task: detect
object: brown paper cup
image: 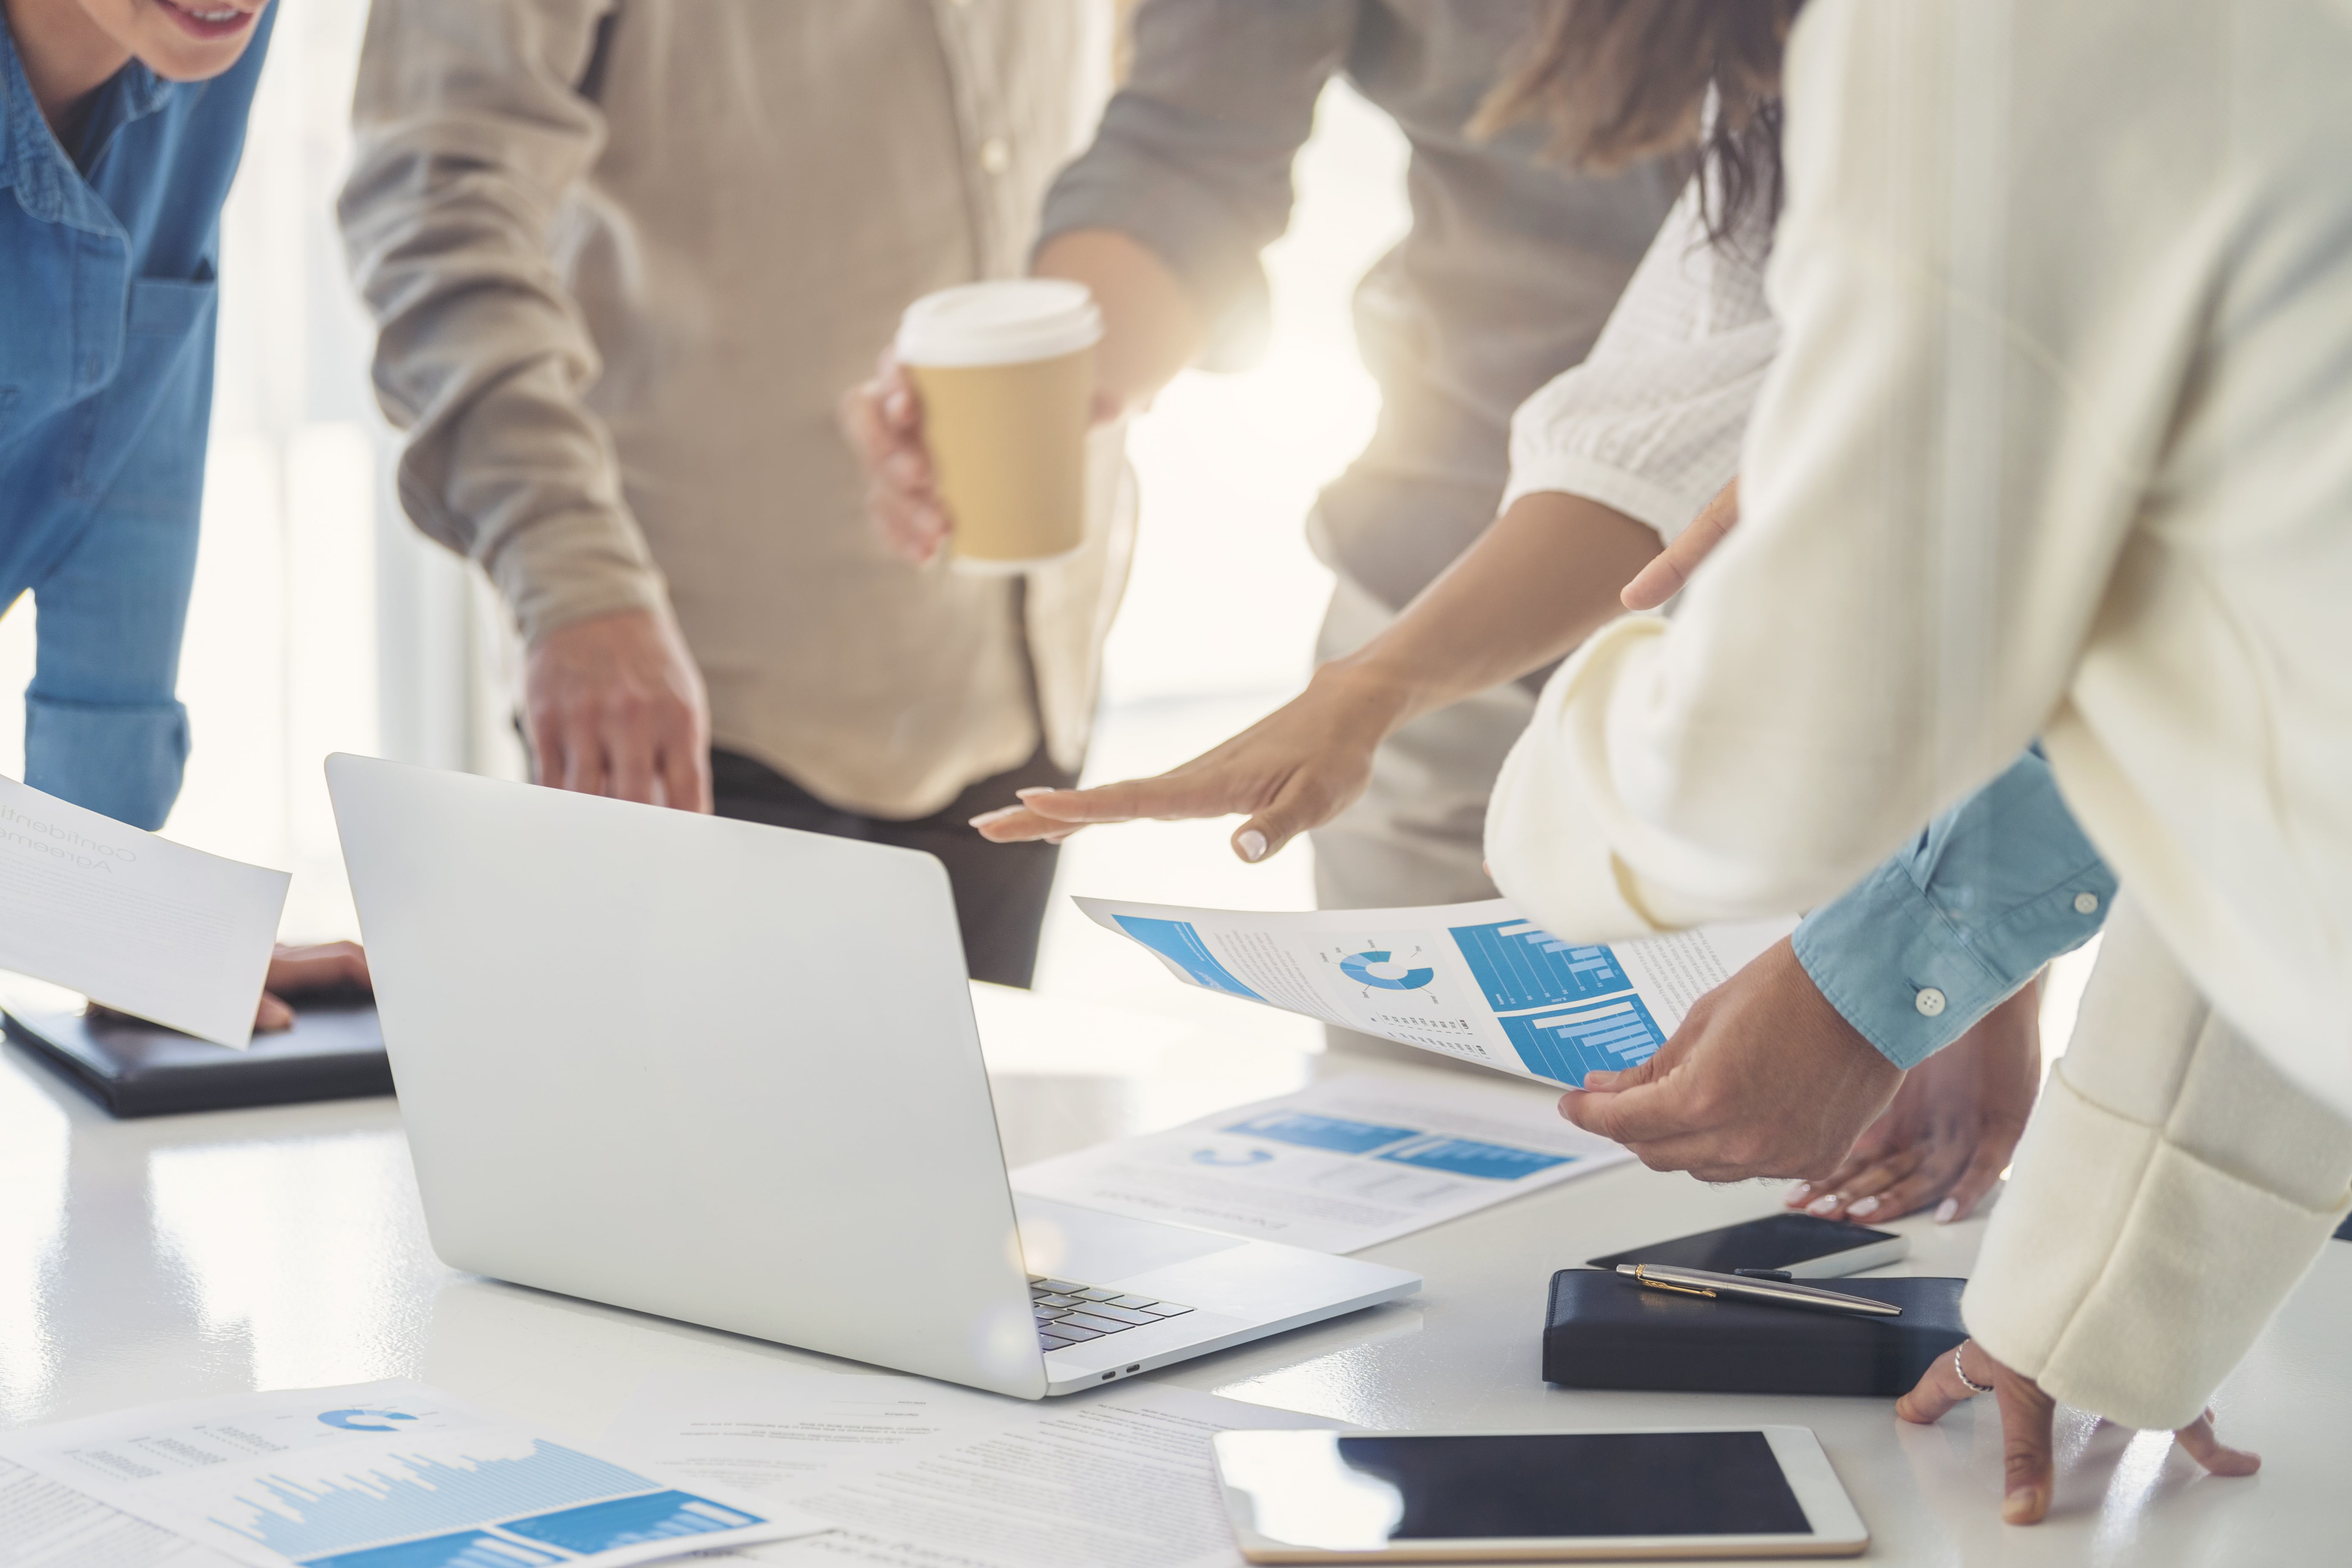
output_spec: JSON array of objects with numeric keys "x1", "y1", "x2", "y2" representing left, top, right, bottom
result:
[{"x1": 897, "y1": 281, "x2": 1103, "y2": 574}]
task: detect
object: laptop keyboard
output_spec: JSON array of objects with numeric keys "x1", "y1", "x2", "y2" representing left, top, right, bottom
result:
[{"x1": 1030, "y1": 1275, "x2": 1194, "y2": 1352}]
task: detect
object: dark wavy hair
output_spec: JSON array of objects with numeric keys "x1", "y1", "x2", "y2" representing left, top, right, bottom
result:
[{"x1": 1472, "y1": 0, "x2": 1805, "y2": 248}]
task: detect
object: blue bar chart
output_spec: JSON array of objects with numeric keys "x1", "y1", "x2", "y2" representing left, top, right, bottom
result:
[
  {"x1": 210, "y1": 1439, "x2": 765, "y2": 1566},
  {"x1": 1448, "y1": 920, "x2": 1630, "y2": 1011},
  {"x1": 1225, "y1": 1109, "x2": 1424, "y2": 1154},
  {"x1": 1374, "y1": 1136, "x2": 1574, "y2": 1181},
  {"x1": 1496, "y1": 996, "x2": 1668, "y2": 1085},
  {"x1": 1447, "y1": 918, "x2": 1663, "y2": 1083}
]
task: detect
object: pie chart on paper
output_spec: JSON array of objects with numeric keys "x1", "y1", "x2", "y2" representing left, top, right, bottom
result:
[{"x1": 1340, "y1": 950, "x2": 1435, "y2": 991}]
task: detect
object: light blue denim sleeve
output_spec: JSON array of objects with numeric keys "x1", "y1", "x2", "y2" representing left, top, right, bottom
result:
[{"x1": 1792, "y1": 749, "x2": 2114, "y2": 1069}]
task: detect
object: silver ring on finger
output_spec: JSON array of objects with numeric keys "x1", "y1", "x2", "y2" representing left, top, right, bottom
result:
[{"x1": 1952, "y1": 1345, "x2": 1995, "y2": 1396}]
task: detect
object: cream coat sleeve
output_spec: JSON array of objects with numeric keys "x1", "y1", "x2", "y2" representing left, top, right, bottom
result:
[
  {"x1": 1488, "y1": 0, "x2": 2227, "y2": 939},
  {"x1": 338, "y1": 0, "x2": 669, "y2": 644},
  {"x1": 1966, "y1": 895, "x2": 2352, "y2": 1430}
]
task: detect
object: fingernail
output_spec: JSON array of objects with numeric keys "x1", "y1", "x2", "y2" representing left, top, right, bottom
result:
[
  {"x1": 1935, "y1": 1197, "x2": 1960, "y2": 1224},
  {"x1": 1807, "y1": 1194, "x2": 1842, "y2": 1215},
  {"x1": 1236, "y1": 829, "x2": 1268, "y2": 862},
  {"x1": 968, "y1": 807, "x2": 1021, "y2": 827},
  {"x1": 1014, "y1": 787, "x2": 1057, "y2": 798},
  {"x1": 1846, "y1": 1195, "x2": 1881, "y2": 1217},
  {"x1": 1582, "y1": 1070, "x2": 1618, "y2": 1089},
  {"x1": 1785, "y1": 1182, "x2": 1812, "y2": 1204},
  {"x1": 2001, "y1": 1485, "x2": 2047, "y2": 1525}
]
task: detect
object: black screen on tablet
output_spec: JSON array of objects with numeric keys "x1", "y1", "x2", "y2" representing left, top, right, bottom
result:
[{"x1": 1335, "y1": 1431, "x2": 1810, "y2": 1538}]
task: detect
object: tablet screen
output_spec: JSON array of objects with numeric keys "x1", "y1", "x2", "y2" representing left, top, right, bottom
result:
[{"x1": 1221, "y1": 1431, "x2": 1812, "y2": 1548}]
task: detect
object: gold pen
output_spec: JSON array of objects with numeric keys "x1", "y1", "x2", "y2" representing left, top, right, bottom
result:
[{"x1": 1616, "y1": 1263, "x2": 1903, "y2": 1318}]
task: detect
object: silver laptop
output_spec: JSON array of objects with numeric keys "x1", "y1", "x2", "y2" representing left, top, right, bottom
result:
[{"x1": 327, "y1": 754, "x2": 1418, "y2": 1398}]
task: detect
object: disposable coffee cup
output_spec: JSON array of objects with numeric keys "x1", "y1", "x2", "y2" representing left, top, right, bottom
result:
[{"x1": 896, "y1": 279, "x2": 1103, "y2": 574}]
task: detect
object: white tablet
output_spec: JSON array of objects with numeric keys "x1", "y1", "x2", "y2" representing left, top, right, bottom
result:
[{"x1": 1212, "y1": 1425, "x2": 1867, "y2": 1562}]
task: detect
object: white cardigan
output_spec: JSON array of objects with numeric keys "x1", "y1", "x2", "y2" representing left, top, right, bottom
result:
[{"x1": 1488, "y1": 0, "x2": 2352, "y2": 1425}]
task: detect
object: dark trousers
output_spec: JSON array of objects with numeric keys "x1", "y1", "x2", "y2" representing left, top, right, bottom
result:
[{"x1": 711, "y1": 746, "x2": 1078, "y2": 988}]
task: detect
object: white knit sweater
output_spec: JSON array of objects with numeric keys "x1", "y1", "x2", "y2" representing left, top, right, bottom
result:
[{"x1": 1487, "y1": 0, "x2": 2352, "y2": 1425}]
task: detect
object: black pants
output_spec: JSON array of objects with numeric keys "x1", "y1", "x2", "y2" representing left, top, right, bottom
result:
[{"x1": 711, "y1": 746, "x2": 1078, "y2": 988}]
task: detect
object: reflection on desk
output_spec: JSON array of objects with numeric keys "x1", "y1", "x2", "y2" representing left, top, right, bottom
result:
[{"x1": 1, "y1": 984, "x2": 2341, "y2": 1566}]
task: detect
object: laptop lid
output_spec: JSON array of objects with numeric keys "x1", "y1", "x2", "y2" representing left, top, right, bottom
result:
[{"x1": 327, "y1": 754, "x2": 1047, "y2": 1398}]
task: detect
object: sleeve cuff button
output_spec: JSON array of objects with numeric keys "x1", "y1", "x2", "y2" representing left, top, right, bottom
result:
[
  {"x1": 2074, "y1": 891, "x2": 2100, "y2": 914},
  {"x1": 1914, "y1": 987, "x2": 1948, "y2": 1017}
]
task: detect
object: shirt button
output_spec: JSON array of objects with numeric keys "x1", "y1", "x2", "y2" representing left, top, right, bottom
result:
[
  {"x1": 2074, "y1": 891, "x2": 2100, "y2": 915},
  {"x1": 979, "y1": 137, "x2": 1011, "y2": 175},
  {"x1": 1914, "y1": 988, "x2": 1947, "y2": 1018}
]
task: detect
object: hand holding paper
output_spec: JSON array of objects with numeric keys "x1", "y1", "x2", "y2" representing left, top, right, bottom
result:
[{"x1": 0, "y1": 773, "x2": 287, "y2": 1048}]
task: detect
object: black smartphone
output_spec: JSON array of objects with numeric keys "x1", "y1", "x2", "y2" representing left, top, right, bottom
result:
[{"x1": 1585, "y1": 1212, "x2": 1907, "y2": 1278}]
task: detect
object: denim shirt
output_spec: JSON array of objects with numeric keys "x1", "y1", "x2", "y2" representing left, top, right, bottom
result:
[
  {"x1": 0, "y1": 11, "x2": 270, "y2": 828},
  {"x1": 1796, "y1": 748, "x2": 2116, "y2": 1067}
]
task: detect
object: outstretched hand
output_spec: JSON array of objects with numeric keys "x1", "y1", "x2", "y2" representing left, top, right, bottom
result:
[
  {"x1": 968, "y1": 663, "x2": 1415, "y2": 861},
  {"x1": 1557, "y1": 936, "x2": 1904, "y2": 1181},
  {"x1": 1897, "y1": 1340, "x2": 2258, "y2": 1524}
]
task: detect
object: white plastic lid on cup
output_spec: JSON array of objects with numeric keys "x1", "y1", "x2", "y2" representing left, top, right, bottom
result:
[{"x1": 895, "y1": 279, "x2": 1104, "y2": 368}]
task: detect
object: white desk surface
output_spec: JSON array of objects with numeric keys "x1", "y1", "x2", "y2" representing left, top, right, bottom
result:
[{"x1": 3, "y1": 988, "x2": 2342, "y2": 1567}]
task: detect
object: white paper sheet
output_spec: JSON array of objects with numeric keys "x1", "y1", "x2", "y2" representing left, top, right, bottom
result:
[
  {"x1": 0, "y1": 1457, "x2": 240, "y2": 1568},
  {"x1": 0, "y1": 773, "x2": 287, "y2": 1048},
  {"x1": 603, "y1": 1369, "x2": 1029, "y2": 1497},
  {"x1": 1078, "y1": 895, "x2": 1794, "y2": 1089},
  {"x1": 1011, "y1": 1070, "x2": 1630, "y2": 1252},
  {"x1": 608, "y1": 1377, "x2": 1336, "y2": 1568},
  {"x1": 0, "y1": 1380, "x2": 822, "y2": 1568}
]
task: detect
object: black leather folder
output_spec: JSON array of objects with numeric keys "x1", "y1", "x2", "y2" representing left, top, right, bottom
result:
[
  {"x1": 3, "y1": 997, "x2": 391, "y2": 1118},
  {"x1": 1544, "y1": 1267, "x2": 1968, "y2": 1397}
]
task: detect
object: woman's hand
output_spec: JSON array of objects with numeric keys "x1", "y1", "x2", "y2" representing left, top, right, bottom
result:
[
  {"x1": 969, "y1": 662, "x2": 1420, "y2": 861},
  {"x1": 1897, "y1": 1340, "x2": 2259, "y2": 1524},
  {"x1": 1620, "y1": 476, "x2": 1737, "y2": 610},
  {"x1": 1783, "y1": 976, "x2": 2042, "y2": 1224},
  {"x1": 256, "y1": 941, "x2": 372, "y2": 1032}
]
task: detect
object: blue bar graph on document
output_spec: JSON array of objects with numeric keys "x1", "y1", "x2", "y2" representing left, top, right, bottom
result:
[
  {"x1": 210, "y1": 1439, "x2": 764, "y2": 1567},
  {"x1": 1448, "y1": 920, "x2": 1631, "y2": 1012},
  {"x1": 1497, "y1": 995, "x2": 1669, "y2": 1086}
]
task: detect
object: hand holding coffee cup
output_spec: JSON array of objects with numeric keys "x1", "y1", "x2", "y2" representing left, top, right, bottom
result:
[{"x1": 884, "y1": 280, "x2": 1102, "y2": 573}]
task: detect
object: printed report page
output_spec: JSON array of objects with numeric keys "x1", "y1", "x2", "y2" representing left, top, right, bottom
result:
[{"x1": 1078, "y1": 896, "x2": 1794, "y2": 1088}]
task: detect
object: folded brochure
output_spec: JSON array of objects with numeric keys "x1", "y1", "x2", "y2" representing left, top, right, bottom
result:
[{"x1": 1078, "y1": 896, "x2": 1794, "y2": 1089}]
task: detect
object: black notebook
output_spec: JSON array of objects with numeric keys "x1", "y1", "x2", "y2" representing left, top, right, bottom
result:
[
  {"x1": 3, "y1": 997, "x2": 391, "y2": 1118},
  {"x1": 1544, "y1": 1267, "x2": 1968, "y2": 1398}
]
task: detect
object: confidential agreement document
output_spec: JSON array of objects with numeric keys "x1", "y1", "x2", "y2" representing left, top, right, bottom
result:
[
  {"x1": 607, "y1": 1375, "x2": 1337, "y2": 1568},
  {"x1": 606, "y1": 1370, "x2": 1026, "y2": 1496},
  {"x1": 0, "y1": 774, "x2": 286, "y2": 1048}
]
